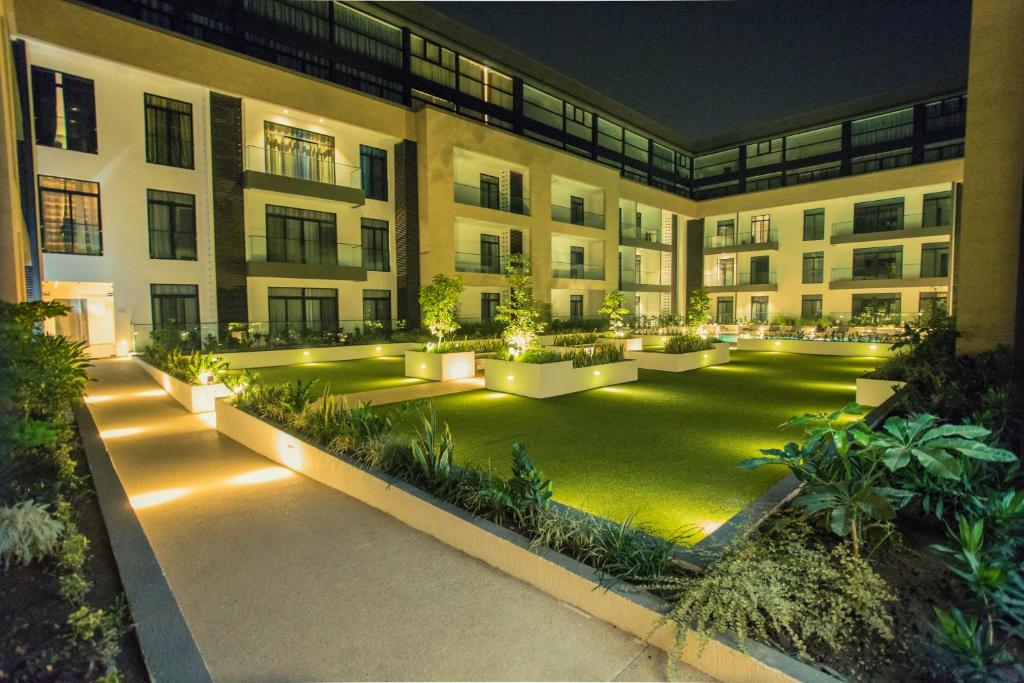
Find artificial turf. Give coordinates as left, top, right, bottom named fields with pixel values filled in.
left=408, top=351, right=879, bottom=541
left=231, top=356, right=426, bottom=396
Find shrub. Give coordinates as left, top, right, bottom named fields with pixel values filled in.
left=663, top=334, right=713, bottom=354
left=552, top=332, right=599, bottom=347
left=686, top=287, right=712, bottom=332
left=419, top=274, right=464, bottom=346
left=598, top=290, right=630, bottom=337
left=561, top=344, right=625, bottom=368
left=495, top=255, right=545, bottom=355
left=427, top=337, right=503, bottom=354
left=0, top=500, right=64, bottom=568
left=143, top=347, right=229, bottom=385
left=409, top=403, right=455, bottom=485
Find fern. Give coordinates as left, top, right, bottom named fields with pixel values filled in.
left=0, top=500, right=64, bottom=568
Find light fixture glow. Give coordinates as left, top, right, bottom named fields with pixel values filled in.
left=703, top=354, right=708, bottom=358
left=506, top=374, right=514, bottom=381
left=375, top=346, right=382, bottom=351
left=774, top=341, right=782, bottom=347
left=303, top=351, right=310, bottom=356
left=593, top=370, right=600, bottom=376
left=85, top=395, right=113, bottom=404
left=283, top=108, right=289, bottom=114
left=130, top=487, right=189, bottom=510
left=701, top=520, right=723, bottom=534
left=869, top=344, right=878, bottom=350
left=420, top=363, right=427, bottom=369
left=100, top=427, right=144, bottom=439
left=229, top=467, right=293, bottom=486
left=136, top=389, right=166, bottom=398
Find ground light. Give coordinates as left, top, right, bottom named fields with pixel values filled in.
left=229, top=467, right=293, bottom=485
left=129, top=487, right=190, bottom=510
left=99, top=427, right=144, bottom=439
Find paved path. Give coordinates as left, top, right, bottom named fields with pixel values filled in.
left=85, top=359, right=711, bottom=682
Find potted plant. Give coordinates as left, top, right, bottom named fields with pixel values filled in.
left=405, top=274, right=476, bottom=381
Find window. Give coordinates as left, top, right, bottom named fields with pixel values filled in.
left=802, top=252, right=824, bottom=284
left=480, top=234, right=500, bottom=274
left=850, top=108, right=913, bottom=147
left=362, top=289, right=391, bottom=325
left=151, top=284, right=199, bottom=329
left=745, top=138, right=783, bottom=168
left=716, top=297, right=734, bottom=324
left=851, top=148, right=912, bottom=175
left=570, top=196, right=584, bottom=225
left=479, top=174, right=500, bottom=210
left=409, top=34, right=455, bottom=88
left=749, top=256, right=770, bottom=285
left=264, top=122, right=335, bottom=183
left=148, top=190, right=196, bottom=260
left=853, top=199, right=904, bottom=234
left=361, top=218, right=390, bottom=272
left=38, top=175, right=102, bottom=255
left=359, top=145, right=388, bottom=201
left=919, top=292, right=948, bottom=319
left=144, top=93, right=194, bottom=168
left=921, top=243, right=950, bottom=278
left=266, top=205, right=337, bottom=265
left=569, top=295, right=584, bottom=320
left=923, top=192, right=952, bottom=228
left=570, top=246, right=585, bottom=278
left=803, top=208, right=824, bottom=240
left=31, top=67, right=97, bottom=153
left=268, top=287, right=338, bottom=335
left=801, top=295, right=823, bottom=322
left=716, top=219, right=735, bottom=244
left=852, top=293, right=901, bottom=324
left=715, top=258, right=735, bottom=287
left=751, top=296, right=769, bottom=323
left=785, top=125, right=841, bottom=161
left=481, top=292, right=500, bottom=321
left=750, top=214, right=771, bottom=243
left=853, top=247, right=903, bottom=280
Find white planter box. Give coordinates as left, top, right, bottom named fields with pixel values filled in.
left=483, top=357, right=637, bottom=398
left=404, top=350, right=476, bottom=381
left=134, top=357, right=231, bottom=413
left=713, top=341, right=732, bottom=351
left=856, top=377, right=907, bottom=406
left=736, top=338, right=891, bottom=357
left=626, top=346, right=730, bottom=372
left=217, top=342, right=420, bottom=369
left=596, top=336, right=643, bottom=351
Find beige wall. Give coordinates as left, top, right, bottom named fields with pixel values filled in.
left=0, top=0, right=28, bottom=302
left=956, top=0, right=1024, bottom=352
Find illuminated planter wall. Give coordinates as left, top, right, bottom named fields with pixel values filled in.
left=595, top=336, right=643, bottom=351
left=736, top=338, right=892, bottom=357
left=855, top=378, right=907, bottom=407
left=625, top=346, right=730, bottom=372
left=134, top=357, right=231, bottom=413
left=404, top=350, right=476, bottom=381
left=217, top=342, right=420, bottom=369
left=483, top=358, right=637, bottom=398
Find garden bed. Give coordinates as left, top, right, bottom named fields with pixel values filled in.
left=404, top=350, right=476, bottom=381
left=736, top=338, right=891, bottom=357
left=596, top=336, right=643, bottom=351
left=482, top=357, right=637, bottom=398
left=625, top=346, right=730, bottom=372
left=134, top=357, right=231, bottom=413
left=216, top=341, right=420, bottom=370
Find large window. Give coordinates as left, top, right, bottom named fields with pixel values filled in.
left=801, top=295, right=823, bottom=322
left=482, top=292, right=500, bottom=321
left=480, top=234, right=500, bottom=274
left=570, top=196, right=584, bottom=225
left=750, top=214, right=771, bottom=243
left=749, top=256, right=771, bottom=285
left=361, top=218, right=390, bottom=272
left=852, top=293, right=901, bottom=324
left=850, top=108, right=913, bottom=147
left=921, top=242, right=950, bottom=278
left=803, top=208, right=824, bottom=240
left=853, top=199, right=904, bottom=234
left=569, top=294, right=584, bottom=320
left=38, top=175, right=102, bottom=255
left=268, top=287, right=338, bottom=335
left=148, top=190, right=196, bottom=260
left=919, top=292, right=948, bottom=319
left=144, top=93, right=194, bottom=169
left=264, top=122, right=335, bottom=183
left=360, top=145, right=388, bottom=201
left=751, top=296, right=769, bottom=323
left=150, top=284, right=199, bottom=329
left=922, top=191, right=952, bottom=228
left=853, top=247, right=903, bottom=280
left=266, top=205, right=337, bottom=265
left=31, top=67, right=97, bottom=153
left=802, top=252, right=824, bottom=284
left=479, top=174, right=500, bottom=210
left=362, top=289, right=392, bottom=325
left=716, top=297, right=734, bottom=324
left=409, top=34, right=455, bottom=88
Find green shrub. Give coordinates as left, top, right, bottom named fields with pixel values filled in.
left=561, top=344, right=625, bottom=368
left=426, top=337, right=503, bottom=354
left=552, top=332, right=599, bottom=347
left=143, top=347, right=229, bottom=385
left=0, top=500, right=64, bottom=568
left=419, top=273, right=464, bottom=346
left=663, top=334, right=713, bottom=354
left=409, top=403, right=455, bottom=484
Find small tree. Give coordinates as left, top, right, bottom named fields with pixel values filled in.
left=419, top=274, right=464, bottom=347
left=687, top=286, right=712, bottom=337
left=598, top=290, right=629, bottom=337
left=494, top=255, right=544, bottom=356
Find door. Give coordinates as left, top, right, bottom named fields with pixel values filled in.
left=570, top=246, right=585, bottom=278
left=480, top=234, right=501, bottom=273
left=750, top=256, right=770, bottom=285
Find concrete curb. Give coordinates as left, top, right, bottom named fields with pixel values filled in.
left=74, top=404, right=213, bottom=683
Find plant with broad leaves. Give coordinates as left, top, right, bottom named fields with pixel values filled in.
left=933, top=606, right=1010, bottom=676
left=409, top=403, right=455, bottom=484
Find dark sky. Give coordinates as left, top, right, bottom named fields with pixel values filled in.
left=426, top=1, right=972, bottom=145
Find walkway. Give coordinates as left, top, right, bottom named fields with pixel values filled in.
left=84, top=359, right=710, bottom=682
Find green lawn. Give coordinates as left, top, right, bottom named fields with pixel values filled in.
left=233, top=356, right=426, bottom=396
left=402, top=351, right=878, bottom=541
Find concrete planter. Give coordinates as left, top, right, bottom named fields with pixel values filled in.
left=596, top=336, right=643, bottom=351
left=736, top=338, right=891, bottom=357
left=626, top=346, right=730, bottom=372
left=713, top=341, right=732, bottom=351
left=404, top=350, right=476, bottom=381
left=856, top=377, right=907, bottom=407
left=482, top=358, right=637, bottom=398
left=134, top=357, right=231, bottom=413
left=215, top=399, right=837, bottom=683
left=217, top=342, right=420, bottom=369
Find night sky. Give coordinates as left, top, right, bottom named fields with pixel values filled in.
left=426, top=1, right=972, bottom=145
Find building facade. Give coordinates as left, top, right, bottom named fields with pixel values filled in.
left=5, top=0, right=970, bottom=355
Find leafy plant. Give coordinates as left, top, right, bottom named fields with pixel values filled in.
left=598, top=290, right=630, bottom=337
left=505, top=443, right=552, bottom=527
left=686, top=286, right=712, bottom=333
left=663, top=334, right=713, bottom=354
left=419, top=273, right=464, bottom=346
left=933, top=606, right=1009, bottom=677
left=0, top=500, right=64, bottom=567
left=409, top=403, right=455, bottom=484
left=494, top=254, right=545, bottom=355
left=552, top=332, right=599, bottom=347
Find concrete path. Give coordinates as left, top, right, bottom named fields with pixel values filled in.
left=85, top=358, right=711, bottom=682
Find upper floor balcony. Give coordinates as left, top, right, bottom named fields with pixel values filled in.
left=454, top=182, right=530, bottom=215
left=551, top=203, right=604, bottom=229
left=829, top=262, right=949, bottom=289
left=830, top=213, right=952, bottom=245
left=703, top=229, right=779, bottom=254
left=620, top=265, right=669, bottom=290
left=703, top=270, right=778, bottom=292
left=243, top=145, right=364, bottom=206
left=552, top=261, right=605, bottom=281
left=619, top=221, right=673, bottom=252
left=455, top=251, right=508, bottom=275
left=246, top=233, right=366, bottom=280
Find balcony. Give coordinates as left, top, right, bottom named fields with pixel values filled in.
left=703, top=271, right=778, bottom=292
left=454, top=183, right=530, bottom=216
left=243, top=145, right=364, bottom=206
left=830, top=213, right=952, bottom=245
left=620, top=266, right=669, bottom=291
left=829, top=263, right=949, bottom=289
left=552, top=261, right=604, bottom=281
left=619, top=222, right=673, bottom=252
left=455, top=252, right=507, bottom=275
left=246, top=234, right=366, bottom=280
left=551, top=204, right=604, bottom=229
left=703, top=229, right=779, bottom=254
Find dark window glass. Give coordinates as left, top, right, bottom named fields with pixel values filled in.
left=801, top=295, right=823, bottom=322
left=852, top=293, right=901, bottom=324
left=921, top=242, right=950, bottom=278
left=802, top=252, right=824, bottom=284
left=570, top=245, right=584, bottom=278
left=264, top=121, right=335, bottom=182
left=268, top=287, right=338, bottom=335
left=751, top=296, right=769, bottom=323
left=853, top=247, right=903, bottom=279
left=144, top=93, right=194, bottom=168
left=361, top=218, right=390, bottom=272
left=480, top=174, right=500, bottom=210
left=569, top=294, right=584, bottom=320
left=919, top=292, right=948, bottom=318
left=803, top=208, right=824, bottom=240
left=853, top=199, right=904, bottom=234
left=716, top=297, right=734, bottom=324
left=751, top=214, right=771, bottom=243
left=31, top=67, right=97, bottom=153
left=38, top=175, right=102, bottom=255
left=481, top=292, right=500, bottom=321
left=922, top=192, right=952, bottom=228
left=266, top=205, right=337, bottom=264
left=480, top=234, right=500, bottom=274
left=362, top=289, right=392, bottom=326
left=570, top=196, right=584, bottom=225
left=151, top=283, right=199, bottom=329
left=750, top=256, right=770, bottom=285
left=359, top=145, right=388, bottom=201
left=148, top=189, right=196, bottom=260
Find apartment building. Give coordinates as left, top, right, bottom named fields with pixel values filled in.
left=4, top=0, right=969, bottom=356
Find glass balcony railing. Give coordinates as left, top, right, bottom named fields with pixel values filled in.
left=620, top=267, right=665, bottom=286
left=551, top=204, right=604, bottom=228
left=455, top=251, right=507, bottom=274
left=552, top=261, right=604, bottom=280
left=703, top=229, right=779, bottom=249
left=618, top=222, right=664, bottom=244
left=703, top=271, right=777, bottom=287
left=453, top=183, right=530, bottom=215
left=132, top=319, right=407, bottom=353
left=831, top=213, right=951, bottom=238
left=248, top=234, right=362, bottom=267
left=830, top=263, right=948, bottom=282
left=245, top=145, right=361, bottom=188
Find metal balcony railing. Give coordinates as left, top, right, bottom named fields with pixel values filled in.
left=619, top=222, right=665, bottom=244
left=831, top=213, right=951, bottom=238
left=620, top=267, right=665, bottom=286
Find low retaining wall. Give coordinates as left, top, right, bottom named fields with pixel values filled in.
left=856, top=377, right=907, bottom=406
left=596, top=336, right=643, bottom=351
left=404, top=350, right=476, bottom=381
left=736, top=338, right=892, bottom=357
left=482, top=358, right=638, bottom=398
left=216, top=342, right=420, bottom=369
left=134, top=357, right=231, bottom=413
left=625, top=346, right=730, bottom=372
left=215, top=399, right=836, bottom=683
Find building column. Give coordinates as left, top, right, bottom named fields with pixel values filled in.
left=394, top=139, right=421, bottom=327
left=0, top=11, right=29, bottom=303
left=209, top=92, right=248, bottom=324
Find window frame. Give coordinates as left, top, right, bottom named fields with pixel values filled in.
left=803, top=208, right=825, bottom=241
left=359, top=144, right=388, bottom=201
left=360, top=218, right=390, bottom=272
left=147, top=189, right=197, bottom=261
left=144, top=93, right=195, bottom=169
left=150, top=283, right=200, bottom=329
left=38, top=174, right=103, bottom=256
